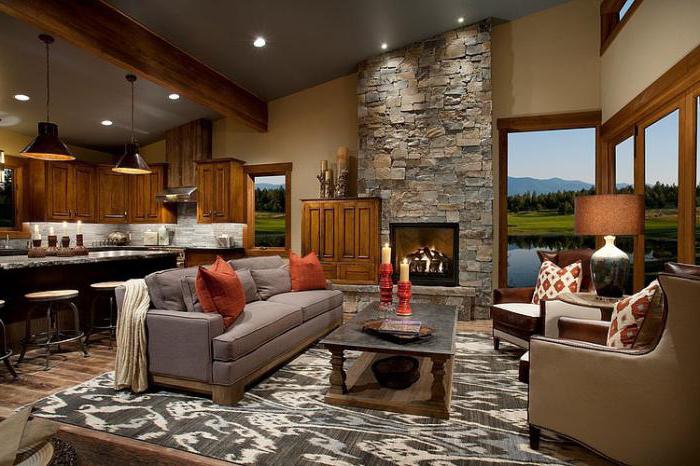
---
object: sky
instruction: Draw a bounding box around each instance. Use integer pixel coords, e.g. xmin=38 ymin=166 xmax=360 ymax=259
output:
xmin=508 ymin=110 xmax=683 ymax=186
xmin=254 ymin=175 xmax=285 ymax=186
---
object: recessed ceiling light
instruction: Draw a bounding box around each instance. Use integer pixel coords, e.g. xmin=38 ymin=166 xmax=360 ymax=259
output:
xmin=100 ymin=120 xmax=113 ymax=126
xmin=253 ymin=37 xmax=266 ymax=48
xmin=14 ymin=94 xmax=30 ymax=101
xmin=381 ymin=43 xmax=388 ymax=50
xmin=457 ymin=17 xmax=465 ymax=24
xmin=168 ymin=93 xmax=180 ymax=100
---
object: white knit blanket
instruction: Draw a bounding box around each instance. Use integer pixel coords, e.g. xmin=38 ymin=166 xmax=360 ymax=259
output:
xmin=114 ymin=279 xmax=151 ymax=393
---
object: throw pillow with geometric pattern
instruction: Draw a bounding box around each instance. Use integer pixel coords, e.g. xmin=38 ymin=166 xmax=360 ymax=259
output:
xmin=606 ymin=280 xmax=661 ymax=349
xmin=531 ymin=260 xmax=583 ymax=305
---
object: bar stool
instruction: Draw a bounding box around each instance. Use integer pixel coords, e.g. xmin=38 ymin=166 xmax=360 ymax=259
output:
xmin=85 ymin=281 xmax=124 ymax=349
xmin=0 ymin=300 xmax=18 ymax=379
xmin=16 ymin=290 xmax=88 ymax=370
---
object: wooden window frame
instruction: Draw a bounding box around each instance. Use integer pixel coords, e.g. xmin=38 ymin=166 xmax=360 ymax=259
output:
xmin=0 ymin=154 xmax=30 ymax=239
xmin=497 ymin=111 xmax=603 ymax=288
xmin=602 ymin=44 xmax=700 ymax=290
xmin=243 ymin=162 xmax=292 ymax=256
xmin=600 ymin=0 xmax=643 ymax=55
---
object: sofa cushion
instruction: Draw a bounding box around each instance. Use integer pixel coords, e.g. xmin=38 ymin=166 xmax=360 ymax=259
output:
xmin=268 ymin=289 xmax=343 ymax=321
xmin=229 ymin=256 xmax=284 ymax=271
xmin=182 ymin=269 xmax=258 ymax=312
xmin=289 ymin=251 xmax=327 ymax=291
xmin=212 ymin=301 xmax=302 ymax=362
xmin=532 ymin=260 xmax=583 ymax=305
xmin=145 ymin=267 xmax=197 ymax=311
xmin=195 ymin=258 xmax=246 ymax=328
xmin=607 ymin=280 xmax=662 ymax=349
xmin=491 ymin=302 xmax=541 ymax=334
xmin=250 ymin=267 xmax=291 ymax=299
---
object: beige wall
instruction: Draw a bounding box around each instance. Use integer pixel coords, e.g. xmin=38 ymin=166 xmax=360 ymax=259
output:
xmin=0 ymin=127 xmax=111 ymax=164
xmin=140 ymin=139 xmax=166 ymax=163
xmin=601 ymin=0 xmax=700 ymax=121
xmin=491 ymin=0 xmax=601 ymax=285
xmin=211 ymin=73 xmax=358 ymax=253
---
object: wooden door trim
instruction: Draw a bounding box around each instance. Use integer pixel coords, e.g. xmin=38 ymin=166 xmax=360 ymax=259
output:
xmin=243 ymin=163 xmax=292 ymax=253
xmin=600 ymin=0 xmax=644 ymax=55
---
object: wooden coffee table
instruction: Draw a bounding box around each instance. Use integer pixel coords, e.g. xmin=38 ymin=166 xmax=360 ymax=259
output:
xmin=320 ymin=302 xmax=457 ymax=419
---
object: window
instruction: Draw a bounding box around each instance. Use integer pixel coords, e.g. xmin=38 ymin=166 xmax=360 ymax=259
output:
xmin=0 ymin=167 xmax=16 ymax=228
xmin=244 ymin=163 xmax=292 ymax=251
xmin=614 ymin=135 xmax=636 ymax=293
xmin=0 ymin=153 xmax=27 ymax=237
xmin=497 ymin=111 xmax=601 ymax=288
xmin=600 ymin=0 xmax=643 ymax=54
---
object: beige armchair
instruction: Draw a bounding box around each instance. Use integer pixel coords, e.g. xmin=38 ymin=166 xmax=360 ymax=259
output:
xmin=528 ymin=270 xmax=700 ymax=465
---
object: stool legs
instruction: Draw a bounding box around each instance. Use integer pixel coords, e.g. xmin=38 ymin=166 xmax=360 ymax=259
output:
xmin=86 ymin=292 xmax=117 ymax=349
xmin=0 ymin=318 xmax=17 ymax=379
xmin=68 ymin=301 xmax=89 ymax=358
xmin=16 ymin=306 xmax=34 ymax=366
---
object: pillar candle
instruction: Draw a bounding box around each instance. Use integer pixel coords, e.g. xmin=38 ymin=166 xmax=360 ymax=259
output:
xmin=76 ymin=220 xmax=82 ymax=235
xmin=324 ymin=169 xmax=332 ymax=181
xmin=62 ymin=221 xmax=68 ymax=235
xmin=382 ymin=243 xmax=391 ymax=264
xmin=321 ymin=160 xmax=328 ymax=172
xmin=33 ymin=224 xmax=41 ymax=241
xmin=399 ymin=258 xmax=410 ymax=282
xmin=49 ymin=226 xmax=55 ymax=236
xmin=336 ymin=146 xmax=348 ymax=171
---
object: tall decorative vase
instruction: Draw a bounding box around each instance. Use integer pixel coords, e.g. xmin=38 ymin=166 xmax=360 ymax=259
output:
xmin=591 ymin=235 xmax=629 ymax=298
xmin=379 ymin=263 xmax=393 ymax=310
xmin=396 ymin=281 xmax=412 ymax=316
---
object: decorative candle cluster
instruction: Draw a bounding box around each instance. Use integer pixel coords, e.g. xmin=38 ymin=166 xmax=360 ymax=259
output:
xmin=317 ymin=146 xmax=350 ymax=198
xmin=378 ymin=243 xmax=413 ymax=316
xmin=28 ymin=221 xmax=88 ymax=258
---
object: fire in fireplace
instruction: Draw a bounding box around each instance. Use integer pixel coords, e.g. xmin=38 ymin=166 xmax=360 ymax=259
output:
xmin=390 ymin=223 xmax=459 ymax=286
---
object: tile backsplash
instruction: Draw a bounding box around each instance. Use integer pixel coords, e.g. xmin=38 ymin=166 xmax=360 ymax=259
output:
xmin=8 ymin=204 xmax=244 ymax=249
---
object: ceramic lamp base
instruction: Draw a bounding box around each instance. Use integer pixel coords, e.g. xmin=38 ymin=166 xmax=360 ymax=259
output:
xmin=591 ymin=235 xmax=629 ymax=298
xmin=396 ymin=281 xmax=412 ymax=316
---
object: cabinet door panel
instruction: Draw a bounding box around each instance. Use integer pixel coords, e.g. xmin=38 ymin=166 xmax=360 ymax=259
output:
xmin=356 ymin=204 xmax=373 ymax=259
xmin=128 ymin=175 xmax=148 ymax=222
xmin=72 ymin=165 xmax=95 ymax=221
xmin=197 ymin=164 xmax=214 ymax=223
xmin=97 ymin=168 xmax=128 ymax=223
xmin=212 ymin=163 xmax=230 ymax=222
xmin=46 ymin=163 xmax=72 ymax=220
xmin=338 ymin=263 xmax=373 ymax=282
xmin=320 ymin=204 xmax=336 ymax=260
xmin=339 ymin=206 xmax=356 ymax=259
xmin=302 ymin=203 xmax=322 ymax=255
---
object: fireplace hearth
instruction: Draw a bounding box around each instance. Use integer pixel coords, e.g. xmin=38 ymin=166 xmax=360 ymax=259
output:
xmin=390 ymin=223 xmax=459 ymax=286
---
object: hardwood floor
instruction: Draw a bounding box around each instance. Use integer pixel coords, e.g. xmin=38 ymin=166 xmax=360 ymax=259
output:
xmin=0 ymin=320 xmax=493 ymax=465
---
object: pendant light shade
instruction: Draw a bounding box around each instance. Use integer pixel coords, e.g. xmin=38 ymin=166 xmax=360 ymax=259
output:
xmin=21 ymin=34 xmax=74 ymax=161
xmin=113 ymin=74 xmax=151 ymax=174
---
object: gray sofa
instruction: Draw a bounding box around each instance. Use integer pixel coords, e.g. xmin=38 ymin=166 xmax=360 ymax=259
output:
xmin=115 ymin=255 xmax=343 ymax=404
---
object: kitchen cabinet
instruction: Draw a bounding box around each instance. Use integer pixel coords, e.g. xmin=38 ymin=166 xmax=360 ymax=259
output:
xmin=28 ymin=160 xmax=96 ymax=222
xmin=301 ymin=198 xmax=380 ymax=284
xmin=128 ymin=164 xmax=176 ymax=224
xmin=96 ymin=166 xmax=129 ymax=223
xmin=195 ymin=158 xmax=245 ymax=223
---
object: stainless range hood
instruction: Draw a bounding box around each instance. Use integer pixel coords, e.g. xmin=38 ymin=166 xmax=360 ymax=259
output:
xmin=156 ymin=186 xmax=197 ymax=203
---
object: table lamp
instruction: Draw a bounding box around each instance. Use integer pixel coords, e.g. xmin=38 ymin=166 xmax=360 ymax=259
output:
xmin=575 ymin=194 xmax=644 ymax=298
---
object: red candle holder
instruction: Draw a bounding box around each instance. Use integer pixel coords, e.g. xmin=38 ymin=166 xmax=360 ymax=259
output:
xmin=378 ymin=263 xmax=393 ymax=309
xmin=396 ymin=280 xmax=412 ymax=316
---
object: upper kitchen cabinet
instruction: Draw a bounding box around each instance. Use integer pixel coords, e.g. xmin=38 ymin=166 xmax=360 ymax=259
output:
xmin=97 ymin=164 xmax=176 ymax=224
xmin=195 ymin=158 xmax=245 ymax=223
xmin=28 ymin=160 xmax=96 ymax=222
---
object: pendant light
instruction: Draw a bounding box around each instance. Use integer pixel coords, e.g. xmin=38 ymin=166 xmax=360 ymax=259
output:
xmin=21 ymin=34 xmax=74 ymax=161
xmin=113 ymin=74 xmax=151 ymax=174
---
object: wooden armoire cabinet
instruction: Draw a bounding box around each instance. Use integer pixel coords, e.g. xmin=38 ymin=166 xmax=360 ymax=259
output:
xmin=301 ymin=198 xmax=381 ymax=284
xmin=28 ymin=160 xmax=96 ymax=222
xmin=195 ymin=158 xmax=245 ymax=223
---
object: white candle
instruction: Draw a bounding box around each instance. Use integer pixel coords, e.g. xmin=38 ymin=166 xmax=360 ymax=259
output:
xmin=76 ymin=220 xmax=82 ymax=235
xmin=382 ymin=243 xmax=391 ymax=264
xmin=62 ymin=221 xmax=68 ymax=236
xmin=400 ymin=258 xmax=410 ymax=282
xmin=49 ymin=226 xmax=55 ymax=236
xmin=321 ymin=160 xmax=328 ymax=172
xmin=33 ymin=224 xmax=41 ymax=241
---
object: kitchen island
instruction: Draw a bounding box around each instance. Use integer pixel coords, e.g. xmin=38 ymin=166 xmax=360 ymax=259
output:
xmin=0 ymin=250 xmax=177 ymax=348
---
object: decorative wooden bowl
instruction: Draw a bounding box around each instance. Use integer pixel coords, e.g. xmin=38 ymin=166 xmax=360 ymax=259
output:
xmin=372 ymin=355 xmax=420 ymax=389
xmin=361 ymin=319 xmax=433 ymax=344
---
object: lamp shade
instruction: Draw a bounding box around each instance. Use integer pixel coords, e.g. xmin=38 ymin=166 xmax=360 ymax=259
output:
xmin=575 ymin=194 xmax=644 ymax=236
xmin=21 ymin=122 xmax=75 ymax=161
xmin=112 ymin=142 xmax=151 ymax=174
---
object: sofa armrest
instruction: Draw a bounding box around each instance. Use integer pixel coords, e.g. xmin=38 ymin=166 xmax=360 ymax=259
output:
xmin=493 ymin=287 xmax=534 ymax=304
xmin=146 ymin=309 xmax=224 ymax=383
xmin=558 ymin=317 xmax=610 ymax=345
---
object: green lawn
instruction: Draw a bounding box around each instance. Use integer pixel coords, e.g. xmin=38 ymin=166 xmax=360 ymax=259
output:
xmin=255 ymin=211 xmax=286 ymax=247
xmin=508 ymin=209 xmax=680 ymax=238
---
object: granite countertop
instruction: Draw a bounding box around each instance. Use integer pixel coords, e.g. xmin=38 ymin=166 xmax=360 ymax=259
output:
xmin=0 ymin=250 xmax=179 ymax=270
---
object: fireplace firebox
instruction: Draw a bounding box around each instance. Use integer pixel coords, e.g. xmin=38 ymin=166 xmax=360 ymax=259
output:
xmin=390 ymin=223 xmax=459 ymax=286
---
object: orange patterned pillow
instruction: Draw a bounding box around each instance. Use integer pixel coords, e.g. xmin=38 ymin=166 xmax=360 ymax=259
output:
xmin=607 ymin=280 xmax=660 ymax=348
xmin=289 ymin=251 xmax=327 ymax=291
xmin=531 ymin=260 xmax=583 ymax=304
xmin=195 ymin=256 xmax=245 ymax=327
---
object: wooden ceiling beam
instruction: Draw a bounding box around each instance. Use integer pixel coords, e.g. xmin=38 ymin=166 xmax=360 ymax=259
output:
xmin=0 ymin=0 xmax=268 ymax=131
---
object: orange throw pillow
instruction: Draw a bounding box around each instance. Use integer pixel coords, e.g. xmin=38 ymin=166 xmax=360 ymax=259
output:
xmin=289 ymin=251 xmax=327 ymax=291
xmin=195 ymin=256 xmax=245 ymax=327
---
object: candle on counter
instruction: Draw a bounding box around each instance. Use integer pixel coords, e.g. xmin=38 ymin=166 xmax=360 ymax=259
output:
xmin=382 ymin=243 xmax=391 ymax=264
xmin=324 ymin=169 xmax=333 ymax=181
xmin=62 ymin=221 xmax=68 ymax=236
xmin=336 ymin=146 xmax=348 ymax=171
xmin=399 ymin=258 xmax=410 ymax=282
xmin=76 ymin=220 xmax=82 ymax=235
xmin=33 ymin=224 xmax=41 ymax=240
xmin=49 ymin=226 xmax=55 ymax=236
xmin=320 ymin=160 xmax=328 ymax=173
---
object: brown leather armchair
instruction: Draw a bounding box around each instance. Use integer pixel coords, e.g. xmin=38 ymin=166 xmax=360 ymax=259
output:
xmin=491 ymin=249 xmax=595 ymax=350
xmin=527 ymin=263 xmax=700 ymax=464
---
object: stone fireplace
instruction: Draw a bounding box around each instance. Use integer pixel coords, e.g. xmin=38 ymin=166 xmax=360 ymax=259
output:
xmin=391 ymin=223 xmax=459 ymax=286
xmin=356 ymin=20 xmax=493 ymax=318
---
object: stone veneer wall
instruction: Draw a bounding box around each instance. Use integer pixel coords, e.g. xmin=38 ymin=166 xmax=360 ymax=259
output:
xmin=357 ymin=20 xmax=493 ymax=318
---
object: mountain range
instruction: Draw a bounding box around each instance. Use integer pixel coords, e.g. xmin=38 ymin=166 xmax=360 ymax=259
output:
xmin=507 ymin=177 xmax=594 ymax=195
xmin=255 ymin=182 xmax=285 ymax=190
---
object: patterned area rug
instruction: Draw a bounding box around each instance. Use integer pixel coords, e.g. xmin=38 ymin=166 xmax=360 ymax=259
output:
xmin=31 ymin=333 xmax=606 ymax=465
